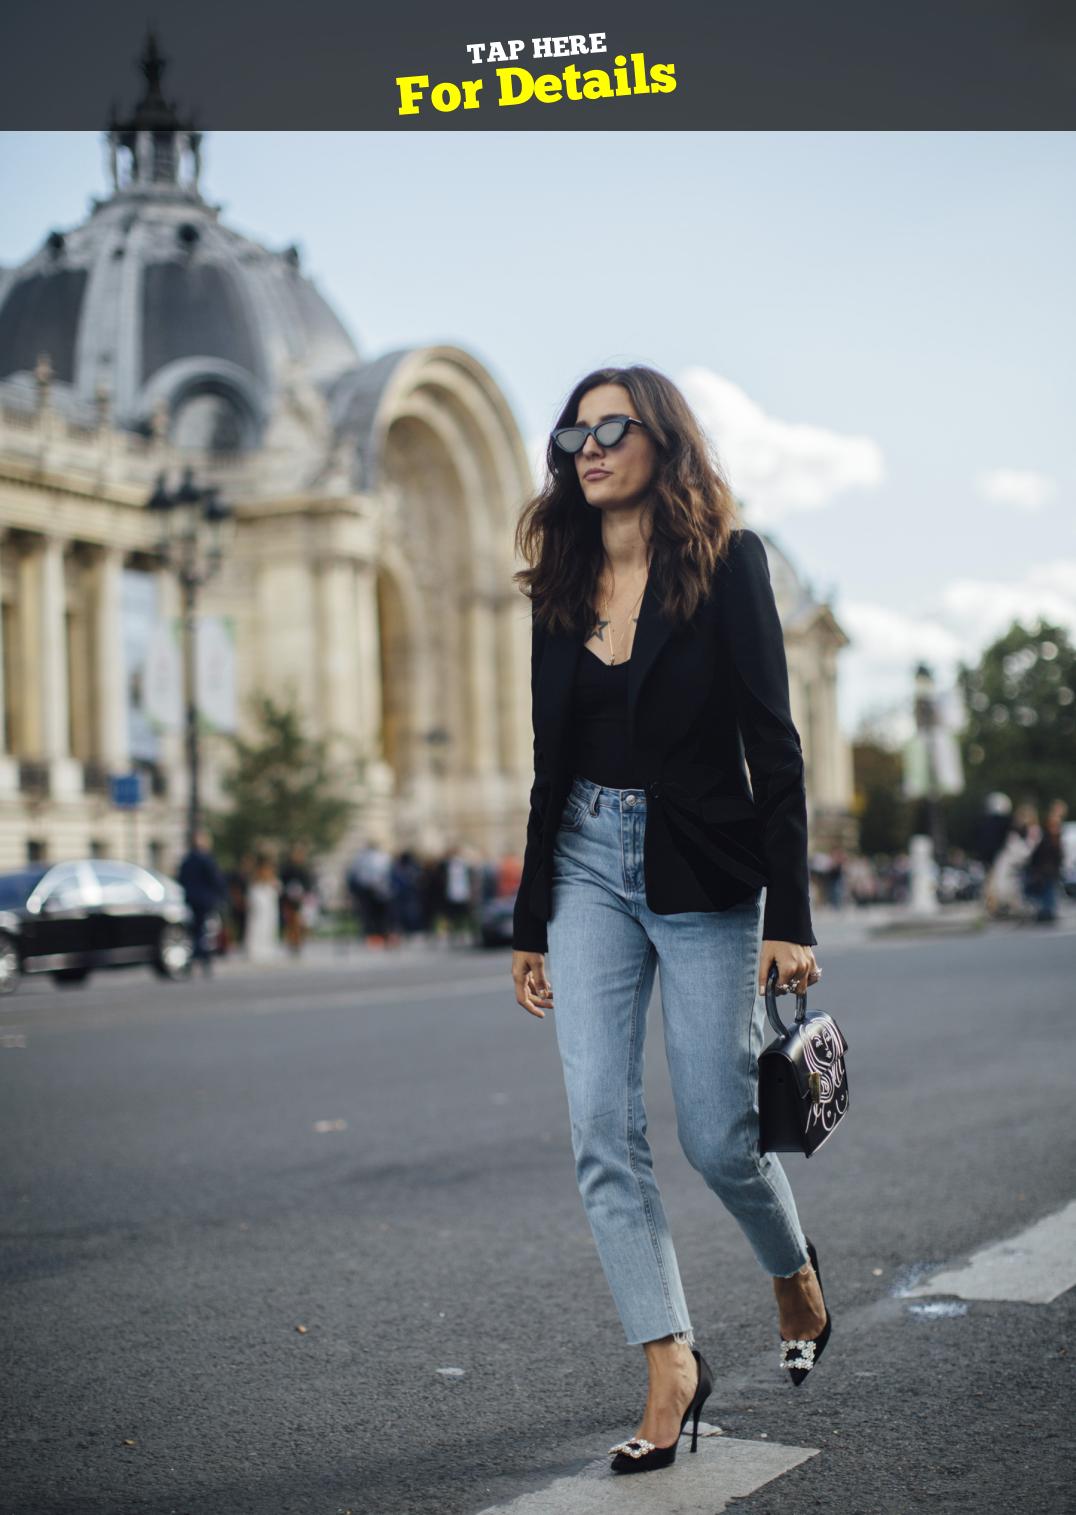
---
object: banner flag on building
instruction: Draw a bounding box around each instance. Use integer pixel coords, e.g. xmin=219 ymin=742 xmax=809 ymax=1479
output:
xmin=902 ymin=728 xmax=964 ymax=799
xmin=142 ymin=616 xmax=237 ymax=735
xmin=196 ymin=616 xmax=237 ymax=734
xmin=144 ymin=619 xmax=183 ymax=734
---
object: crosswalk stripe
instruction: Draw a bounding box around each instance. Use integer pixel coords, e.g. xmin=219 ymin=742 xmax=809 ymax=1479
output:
xmin=473 ymin=1436 xmax=819 ymax=1513
xmin=903 ymin=1198 xmax=1076 ymax=1305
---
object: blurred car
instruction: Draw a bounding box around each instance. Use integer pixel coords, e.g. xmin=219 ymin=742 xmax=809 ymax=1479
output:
xmin=0 ymin=859 xmax=195 ymax=994
xmin=936 ymin=859 xmax=984 ymax=904
xmin=476 ymin=892 xmax=516 ymax=948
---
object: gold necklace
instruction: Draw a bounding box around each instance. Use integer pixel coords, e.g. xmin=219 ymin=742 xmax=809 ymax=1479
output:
xmin=598 ymin=558 xmax=650 ymax=665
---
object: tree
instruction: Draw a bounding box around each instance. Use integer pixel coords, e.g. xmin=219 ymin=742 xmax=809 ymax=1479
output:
xmin=851 ymin=738 xmax=911 ymax=856
xmin=208 ymin=695 xmax=358 ymax=866
xmin=956 ymin=618 xmax=1075 ymax=814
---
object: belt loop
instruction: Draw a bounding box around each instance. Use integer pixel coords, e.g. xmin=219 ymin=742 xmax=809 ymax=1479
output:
xmin=588 ymin=784 xmax=600 ymax=815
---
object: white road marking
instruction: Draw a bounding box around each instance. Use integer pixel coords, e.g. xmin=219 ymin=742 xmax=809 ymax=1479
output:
xmin=474 ymin=1437 xmax=818 ymax=1513
xmin=906 ymin=1301 xmax=968 ymax=1318
xmin=903 ymin=1198 xmax=1076 ymax=1305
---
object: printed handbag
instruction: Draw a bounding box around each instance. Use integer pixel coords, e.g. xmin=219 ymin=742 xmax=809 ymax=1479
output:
xmin=758 ymin=961 xmax=849 ymax=1157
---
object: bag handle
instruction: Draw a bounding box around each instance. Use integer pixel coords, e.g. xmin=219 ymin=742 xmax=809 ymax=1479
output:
xmin=764 ymin=960 xmax=808 ymax=1039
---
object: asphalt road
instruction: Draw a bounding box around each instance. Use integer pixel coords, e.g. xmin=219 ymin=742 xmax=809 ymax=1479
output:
xmin=1 ymin=911 xmax=1074 ymax=1515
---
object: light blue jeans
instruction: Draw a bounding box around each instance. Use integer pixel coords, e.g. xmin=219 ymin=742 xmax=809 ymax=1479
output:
xmin=546 ymin=775 xmax=810 ymax=1346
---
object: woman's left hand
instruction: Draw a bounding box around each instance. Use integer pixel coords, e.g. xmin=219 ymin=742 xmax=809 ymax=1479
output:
xmin=759 ymin=941 xmax=821 ymax=997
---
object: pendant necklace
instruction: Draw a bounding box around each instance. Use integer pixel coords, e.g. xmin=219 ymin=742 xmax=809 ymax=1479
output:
xmin=596 ymin=556 xmax=651 ymax=665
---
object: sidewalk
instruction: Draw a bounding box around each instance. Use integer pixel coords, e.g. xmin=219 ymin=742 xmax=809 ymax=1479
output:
xmin=209 ymin=896 xmax=1073 ymax=976
xmin=210 ymin=931 xmax=483 ymax=976
xmin=813 ymin=899 xmax=985 ymax=945
xmin=812 ymin=894 xmax=1074 ymax=946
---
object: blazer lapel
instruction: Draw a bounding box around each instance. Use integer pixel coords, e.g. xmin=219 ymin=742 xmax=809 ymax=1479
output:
xmin=536 ymin=572 xmax=678 ymax=772
xmin=626 ymin=571 xmax=676 ymax=748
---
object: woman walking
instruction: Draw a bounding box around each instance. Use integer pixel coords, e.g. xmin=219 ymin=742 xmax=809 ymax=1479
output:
xmin=510 ymin=365 xmax=828 ymax=1474
xmin=246 ymin=853 xmax=282 ymax=963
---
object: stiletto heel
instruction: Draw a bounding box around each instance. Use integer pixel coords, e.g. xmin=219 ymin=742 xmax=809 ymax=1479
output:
xmin=779 ymin=1235 xmax=832 ymax=1387
xmin=689 ymin=1396 xmax=704 ymax=1453
xmin=609 ymin=1346 xmax=714 ymax=1473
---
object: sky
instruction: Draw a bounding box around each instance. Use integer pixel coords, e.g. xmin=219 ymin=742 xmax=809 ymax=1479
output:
xmin=1 ymin=129 xmax=1073 ymax=744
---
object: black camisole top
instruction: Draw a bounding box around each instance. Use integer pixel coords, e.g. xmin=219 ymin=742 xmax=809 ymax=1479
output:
xmin=566 ymin=645 xmax=648 ymax=789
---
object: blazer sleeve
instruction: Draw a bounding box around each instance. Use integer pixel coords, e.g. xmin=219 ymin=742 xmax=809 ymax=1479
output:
xmin=717 ymin=529 xmax=817 ymax=947
xmin=512 ymin=606 xmax=552 ymax=953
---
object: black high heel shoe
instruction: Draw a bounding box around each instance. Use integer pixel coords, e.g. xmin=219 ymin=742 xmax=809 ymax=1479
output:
xmin=609 ymin=1346 xmax=714 ymax=1473
xmin=779 ymin=1236 xmax=832 ymax=1387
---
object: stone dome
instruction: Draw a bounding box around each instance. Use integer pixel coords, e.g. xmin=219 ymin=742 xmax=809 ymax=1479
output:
xmin=0 ymin=38 xmax=358 ymax=453
xmin=758 ymin=529 xmax=818 ymax=625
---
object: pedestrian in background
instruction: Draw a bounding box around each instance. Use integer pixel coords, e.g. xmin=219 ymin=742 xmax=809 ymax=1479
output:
xmin=440 ymin=844 xmax=473 ymax=944
xmin=390 ymin=849 xmax=426 ymax=940
xmin=178 ymin=828 xmax=227 ymax=977
xmin=827 ymin=845 xmax=847 ymax=908
xmin=1023 ymin=799 xmax=1067 ymax=924
xmin=986 ymin=801 xmax=1038 ymax=918
xmin=497 ymin=849 xmax=523 ymax=901
xmin=223 ymin=852 xmax=253 ymax=955
xmin=346 ymin=838 xmax=394 ymax=947
xmin=279 ymin=841 xmax=314 ymax=956
xmin=975 ymin=792 xmax=1013 ymax=871
xmin=246 ymin=852 xmax=282 ymax=962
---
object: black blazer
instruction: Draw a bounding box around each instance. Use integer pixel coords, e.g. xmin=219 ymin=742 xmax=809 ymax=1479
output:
xmin=512 ymin=527 xmax=817 ymax=953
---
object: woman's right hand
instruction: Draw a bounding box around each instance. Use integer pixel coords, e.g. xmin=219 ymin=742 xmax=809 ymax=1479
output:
xmin=512 ymin=950 xmax=554 ymax=1019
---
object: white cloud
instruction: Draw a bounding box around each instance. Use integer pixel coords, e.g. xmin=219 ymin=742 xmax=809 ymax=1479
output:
xmin=938 ymin=562 xmax=1076 ymax=647
xmin=975 ymin=468 xmax=1058 ymax=512
xmin=676 ymin=366 xmax=885 ymax=522
xmin=839 ymin=559 xmax=1076 ymax=742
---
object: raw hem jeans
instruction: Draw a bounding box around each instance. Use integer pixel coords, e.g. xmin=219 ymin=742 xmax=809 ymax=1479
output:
xmin=546 ymin=775 xmax=810 ymax=1347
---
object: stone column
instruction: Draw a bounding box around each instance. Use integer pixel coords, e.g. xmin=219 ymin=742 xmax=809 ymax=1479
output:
xmin=496 ymin=593 xmax=529 ymax=778
xmin=315 ymin=555 xmax=361 ymax=752
xmin=354 ymin=560 xmax=385 ymax=766
xmin=0 ymin=536 xmax=19 ymax=798
xmin=14 ymin=543 xmax=41 ymax=757
xmin=39 ymin=535 xmax=82 ymax=799
xmin=252 ymin=545 xmax=319 ymax=731
xmin=95 ymin=546 xmax=128 ymax=773
xmin=810 ymin=656 xmax=838 ymax=809
xmin=463 ymin=591 xmax=499 ymax=778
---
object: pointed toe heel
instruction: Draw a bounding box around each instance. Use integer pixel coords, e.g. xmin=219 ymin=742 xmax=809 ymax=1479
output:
xmin=609 ymin=1346 xmax=714 ymax=1474
xmin=779 ymin=1237 xmax=832 ymax=1388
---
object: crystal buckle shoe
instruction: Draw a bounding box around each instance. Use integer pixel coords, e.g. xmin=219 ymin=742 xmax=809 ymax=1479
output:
xmin=608 ymin=1346 xmax=714 ymax=1474
xmin=779 ymin=1236 xmax=832 ymax=1387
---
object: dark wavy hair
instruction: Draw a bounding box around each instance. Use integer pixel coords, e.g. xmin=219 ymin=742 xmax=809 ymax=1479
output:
xmin=513 ymin=365 xmax=744 ymax=636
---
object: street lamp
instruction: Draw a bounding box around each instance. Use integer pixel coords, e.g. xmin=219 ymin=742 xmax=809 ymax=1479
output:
xmin=912 ymin=662 xmax=947 ymax=864
xmin=146 ymin=467 xmax=235 ymax=849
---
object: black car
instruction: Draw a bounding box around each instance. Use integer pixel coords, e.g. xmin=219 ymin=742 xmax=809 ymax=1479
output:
xmin=0 ymin=859 xmax=195 ymax=993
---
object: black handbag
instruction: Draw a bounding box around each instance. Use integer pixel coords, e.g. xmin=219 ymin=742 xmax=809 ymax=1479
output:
xmin=758 ymin=962 xmax=849 ymax=1157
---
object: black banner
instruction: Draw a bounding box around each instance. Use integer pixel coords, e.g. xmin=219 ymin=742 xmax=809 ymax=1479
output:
xmin=2 ymin=0 xmax=1074 ymax=128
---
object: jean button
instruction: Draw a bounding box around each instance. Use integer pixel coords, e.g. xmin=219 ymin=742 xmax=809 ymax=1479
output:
xmin=625 ymin=795 xmax=636 ymax=807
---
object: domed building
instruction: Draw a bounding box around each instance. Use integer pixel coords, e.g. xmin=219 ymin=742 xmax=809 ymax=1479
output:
xmin=0 ymin=40 xmax=854 ymax=889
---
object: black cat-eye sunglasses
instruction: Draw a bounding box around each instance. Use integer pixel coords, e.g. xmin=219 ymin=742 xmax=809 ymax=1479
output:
xmin=551 ymin=415 xmax=649 ymax=454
